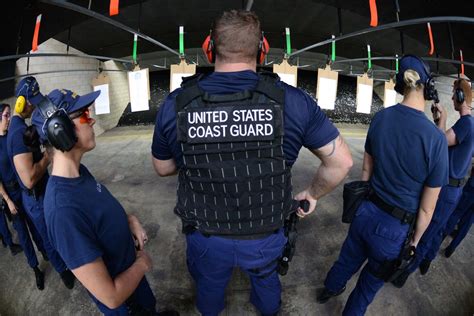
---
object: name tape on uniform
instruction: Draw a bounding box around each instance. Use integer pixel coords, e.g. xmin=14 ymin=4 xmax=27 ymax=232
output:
xmin=182 ymin=105 xmax=276 ymax=143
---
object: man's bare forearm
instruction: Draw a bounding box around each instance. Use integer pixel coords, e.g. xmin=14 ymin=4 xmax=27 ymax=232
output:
xmin=309 ymin=163 xmax=350 ymax=200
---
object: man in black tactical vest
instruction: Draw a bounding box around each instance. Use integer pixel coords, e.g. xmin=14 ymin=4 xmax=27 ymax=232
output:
xmin=151 ymin=10 xmax=353 ymax=316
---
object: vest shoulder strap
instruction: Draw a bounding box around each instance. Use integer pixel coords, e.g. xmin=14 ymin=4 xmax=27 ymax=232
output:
xmin=256 ymin=72 xmax=285 ymax=105
xmin=175 ymin=74 xmax=204 ymax=112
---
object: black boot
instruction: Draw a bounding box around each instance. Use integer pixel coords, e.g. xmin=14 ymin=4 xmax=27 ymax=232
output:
xmin=444 ymin=247 xmax=454 ymax=258
xmin=316 ymin=286 xmax=346 ymax=304
xmin=40 ymin=250 xmax=49 ymax=261
xmin=33 ymin=266 xmax=44 ymax=290
xmin=60 ymin=269 xmax=75 ymax=289
xmin=419 ymin=259 xmax=431 ymax=275
xmin=9 ymin=243 xmax=23 ymax=256
xmin=391 ymin=271 xmax=410 ymax=288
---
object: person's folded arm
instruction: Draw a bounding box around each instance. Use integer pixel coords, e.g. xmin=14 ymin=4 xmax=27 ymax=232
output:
xmin=13 ymin=152 xmax=49 ymax=189
xmin=71 ymin=251 xmax=152 ymax=309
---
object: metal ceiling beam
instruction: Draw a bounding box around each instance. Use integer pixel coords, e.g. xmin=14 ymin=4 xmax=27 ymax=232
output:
xmin=245 ymin=0 xmax=254 ymax=11
xmin=290 ymin=16 xmax=474 ymax=57
xmin=0 ymin=53 xmax=133 ymax=63
xmin=332 ymin=56 xmax=474 ymax=68
xmin=0 ymin=68 xmax=126 ymax=83
xmin=40 ymin=0 xmax=180 ymax=57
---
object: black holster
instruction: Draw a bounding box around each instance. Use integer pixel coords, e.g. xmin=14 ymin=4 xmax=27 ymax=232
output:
xmin=277 ymin=200 xmax=309 ymax=276
xmin=342 ymin=181 xmax=371 ymax=223
xmin=370 ymin=218 xmax=416 ymax=285
xmin=1 ymin=199 xmax=13 ymax=222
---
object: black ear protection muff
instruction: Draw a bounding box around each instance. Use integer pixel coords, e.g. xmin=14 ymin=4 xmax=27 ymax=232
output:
xmin=454 ymin=82 xmax=465 ymax=104
xmin=394 ymin=55 xmax=439 ymax=103
xmin=202 ymin=30 xmax=269 ymax=65
xmin=455 ymin=87 xmax=465 ymax=104
xmin=37 ymin=97 xmax=77 ymax=152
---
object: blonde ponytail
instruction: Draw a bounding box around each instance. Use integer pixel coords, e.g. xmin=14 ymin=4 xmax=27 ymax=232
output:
xmin=403 ymin=69 xmax=423 ymax=94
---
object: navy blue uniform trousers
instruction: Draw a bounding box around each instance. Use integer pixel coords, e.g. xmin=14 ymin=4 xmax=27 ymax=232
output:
xmin=22 ymin=191 xmax=67 ymax=273
xmin=186 ymin=229 xmax=286 ymax=316
xmin=408 ymin=185 xmax=462 ymax=273
xmin=444 ymin=182 xmax=474 ymax=254
xmin=3 ymin=189 xmax=43 ymax=268
xmin=0 ymin=208 xmax=12 ymax=246
xmin=324 ymin=201 xmax=410 ymax=316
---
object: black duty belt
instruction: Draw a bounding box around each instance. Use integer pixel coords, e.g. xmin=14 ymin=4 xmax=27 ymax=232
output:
xmin=448 ymin=177 xmax=465 ymax=187
xmin=369 ymin=192 xmax=415 ymax=225
xmin=203 ymin=230 xmax=278 ymax=240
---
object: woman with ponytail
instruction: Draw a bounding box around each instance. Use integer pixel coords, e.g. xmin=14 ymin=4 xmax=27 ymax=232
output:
xmin=316 ymin=55 xmax=449 ymax=315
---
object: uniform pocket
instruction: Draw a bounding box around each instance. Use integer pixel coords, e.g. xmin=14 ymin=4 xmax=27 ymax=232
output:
xmin=186 ymin=232 xmax=210 ymax=266
xmin=374 ymin=223 xmax=406 ymax=242
xmin=258 ymin=232 xmax=286 ymax=261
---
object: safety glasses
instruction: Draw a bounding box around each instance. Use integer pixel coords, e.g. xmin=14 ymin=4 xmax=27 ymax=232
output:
xmin=69 ymin=108 xmax=92 ymax=124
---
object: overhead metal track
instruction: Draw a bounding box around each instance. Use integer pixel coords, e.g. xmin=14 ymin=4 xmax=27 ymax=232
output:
xmin=40 ymin=0 xmax=180 ymax=57
xmin=0 ymin=68 xmax=126 ymax=83
xmin=331 ymin=56 xmax=474 ymax=68
xmin=290 ymin=16 xmax=474 ymax=57
xmin=245 ymin=0 xmax=254 ymax=11
xmin=0 ymin=53 xmax=133 ymax=63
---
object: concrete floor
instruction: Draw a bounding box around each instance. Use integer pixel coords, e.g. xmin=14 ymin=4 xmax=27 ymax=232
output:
xmin=0 ymin=124 xmax=472 ymax=316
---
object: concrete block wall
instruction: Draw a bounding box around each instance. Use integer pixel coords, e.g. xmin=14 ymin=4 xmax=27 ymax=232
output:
xmin=2 ymin=38 xmax=130 ymax=136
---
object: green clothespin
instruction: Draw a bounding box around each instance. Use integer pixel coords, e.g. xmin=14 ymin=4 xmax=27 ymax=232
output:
xmin=331 ymin=35 xmax=336 ymax=62
xmin=132 ymin=34 xmax=138 ymax=64
xmin=179 ymin=26 xmax=185 ymax=57
xmin=395 ymin=54 xmax=399 ymax=74
xmin=367 ymin=44 xmax=372 ymax=70
xmin=285 ymin=27 xmax=291 ymax=57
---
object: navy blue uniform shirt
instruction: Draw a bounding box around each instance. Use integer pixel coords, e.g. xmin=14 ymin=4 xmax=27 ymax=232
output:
xmin=449 ymin=115 xmax=474 ymax=180
xmin=152 ymin=70 xmax=339 ymax=168
xmin=0 ymin=136 xmax=16 ymax=184
xmin=365 ymin=104 xmax=449 ymax=213
xmin=44 ymin=165 xmax=146 ymax=312
xmin=6 ymin=116 xmax=48 ymax=190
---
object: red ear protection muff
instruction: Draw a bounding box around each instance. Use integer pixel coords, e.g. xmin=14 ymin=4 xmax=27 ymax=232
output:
xmin=202 ymin=33 xmax=215 ymax=64
xmin=257 ymin=35 xmax=270 ymax=65
xmin=201 ymin=31 xmax=270 ymax=65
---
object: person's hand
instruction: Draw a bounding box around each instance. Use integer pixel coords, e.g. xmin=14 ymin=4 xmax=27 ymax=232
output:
xmin=5 ymin=198 xmax=18 ymax=215
xmin=432 ymin=103 xmax=446 ymax=123
xmin=294 ymin=189 xmax=318 ymax=218
xmin=129 ymin=215 xmax=148 ymax=250
xmin=136 ymin=250 xmax=152 ymax=272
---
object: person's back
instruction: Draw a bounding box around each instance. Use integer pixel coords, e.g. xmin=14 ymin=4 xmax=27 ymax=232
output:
xmin=367 ymin=104 xmax=447 ymax=213
xmin=317 ymin=55 xmax=448 ymax=316
xmin=152 ymin=9 xmax=352 ymax=315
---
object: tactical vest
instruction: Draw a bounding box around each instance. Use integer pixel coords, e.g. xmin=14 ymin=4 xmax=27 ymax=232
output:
xmin=174 ymin=72 xmax=295 ymax=236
